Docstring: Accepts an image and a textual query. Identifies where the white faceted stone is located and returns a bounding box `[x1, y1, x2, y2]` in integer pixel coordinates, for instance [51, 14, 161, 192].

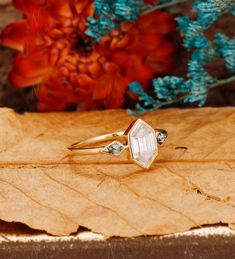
[128, 120, 158, 168]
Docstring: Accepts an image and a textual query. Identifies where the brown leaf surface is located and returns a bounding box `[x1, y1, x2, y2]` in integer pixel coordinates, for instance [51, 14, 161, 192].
[0, 107, 234, 237]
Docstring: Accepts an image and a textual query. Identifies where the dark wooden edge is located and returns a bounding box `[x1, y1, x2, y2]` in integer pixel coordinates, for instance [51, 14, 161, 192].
[0, 234, 235, 259]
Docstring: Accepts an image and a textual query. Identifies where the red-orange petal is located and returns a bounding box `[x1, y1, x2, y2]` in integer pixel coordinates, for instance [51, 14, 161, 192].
[92, 75, 112, 100]
[148, 41, 174, 61]
[111, 51, 129, 66]
[10, 53, 52, 87]
[77, 73, 96, 87]
[0, 20, 28, 51]
[110, 34, 130, 49]
[37, 86, 69, 111]
[136, 10, 176, 35]
[88, 62, 104, 79]
[152, 12, 177, 34]
[125, 55, 153, 84]
[13, 0, 46, 14]
[104, 62, 119, 74]
[104, 77, 129, 108]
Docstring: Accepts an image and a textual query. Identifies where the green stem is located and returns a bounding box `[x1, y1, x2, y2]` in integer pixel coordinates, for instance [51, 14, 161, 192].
[152, 75, 235, 110]
[142, 0, 187, 16]
[208, 75, 235, 89]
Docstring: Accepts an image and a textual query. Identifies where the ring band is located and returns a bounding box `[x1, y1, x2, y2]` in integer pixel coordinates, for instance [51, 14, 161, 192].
[68, 119, 167, 169]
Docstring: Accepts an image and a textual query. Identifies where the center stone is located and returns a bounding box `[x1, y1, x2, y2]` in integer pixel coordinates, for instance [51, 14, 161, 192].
[128, 119, 158, 168]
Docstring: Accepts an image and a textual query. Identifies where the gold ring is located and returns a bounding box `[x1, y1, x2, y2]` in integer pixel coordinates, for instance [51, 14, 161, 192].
[68, 119, 167, 169]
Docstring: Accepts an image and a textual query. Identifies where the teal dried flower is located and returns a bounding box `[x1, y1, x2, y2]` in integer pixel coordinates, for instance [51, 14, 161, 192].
[86, 0, 150, 42]
[129, 0, 235, 113]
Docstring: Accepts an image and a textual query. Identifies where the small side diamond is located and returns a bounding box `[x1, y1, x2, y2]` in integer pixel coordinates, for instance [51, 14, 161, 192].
[157, 130, 168, 145]
[103, 141, 125, 156]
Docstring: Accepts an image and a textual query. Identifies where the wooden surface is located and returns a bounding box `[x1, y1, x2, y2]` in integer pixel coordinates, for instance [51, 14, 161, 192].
[0, 226, 235, 259]
[0, 107, 234, 237]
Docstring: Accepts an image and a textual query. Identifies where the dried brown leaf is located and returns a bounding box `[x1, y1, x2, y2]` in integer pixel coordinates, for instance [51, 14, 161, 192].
[0, 108, 234, 237]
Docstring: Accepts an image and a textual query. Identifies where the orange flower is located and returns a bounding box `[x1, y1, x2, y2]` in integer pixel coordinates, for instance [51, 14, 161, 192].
[1, 0, 176, 111]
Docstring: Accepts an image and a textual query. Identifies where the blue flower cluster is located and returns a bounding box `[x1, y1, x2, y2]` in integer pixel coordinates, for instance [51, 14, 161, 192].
[215, 34, 235, 71]
[87, 0, 235, 113]
[129, 0, 235, 113]
[86, 0, 150, 42]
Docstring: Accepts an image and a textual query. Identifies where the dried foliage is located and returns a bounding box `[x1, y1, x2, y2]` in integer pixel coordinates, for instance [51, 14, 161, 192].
[0, 107, 234, 237]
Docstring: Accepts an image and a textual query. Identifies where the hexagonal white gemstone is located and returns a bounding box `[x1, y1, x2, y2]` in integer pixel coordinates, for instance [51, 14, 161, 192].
[129, 120, 158, 168]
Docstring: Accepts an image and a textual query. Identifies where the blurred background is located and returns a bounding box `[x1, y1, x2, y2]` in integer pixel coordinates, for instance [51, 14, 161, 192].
[0, 0, 234, 112]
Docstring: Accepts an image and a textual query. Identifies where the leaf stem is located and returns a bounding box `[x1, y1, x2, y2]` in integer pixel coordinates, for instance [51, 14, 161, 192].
[142, 0, 187, 16]
[151, 75, 235, 110]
